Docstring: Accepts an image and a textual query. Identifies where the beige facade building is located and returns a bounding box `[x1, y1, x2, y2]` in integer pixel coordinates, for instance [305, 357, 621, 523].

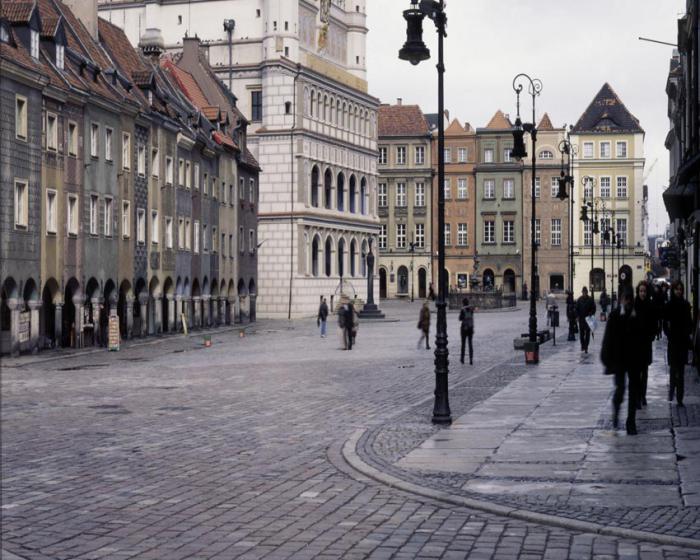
[377, 102, 432, 300]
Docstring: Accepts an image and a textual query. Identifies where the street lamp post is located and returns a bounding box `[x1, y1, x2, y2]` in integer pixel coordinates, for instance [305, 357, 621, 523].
[409, 240, 417, 302]
[510, 73, 543, 364]
[581, 176, 598, 300]
[399, 0, 451, 424]
[557, 135, 576, 341]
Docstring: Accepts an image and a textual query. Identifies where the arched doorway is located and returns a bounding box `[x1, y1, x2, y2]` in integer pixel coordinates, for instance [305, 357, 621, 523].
[619, 265, 633, 289]
[210, 279, 219, 326]
[483, 269, 495, 291]
[202, 276, 210, 328]
[63, 278, 80, 347]
[103, 279, 116, 345]
[237, 279, 248, 322]
[418, 268, 427, 299]
[1, 277, 18, 354]
[227, 279, 235, 324]
[503, 269, 516, 294]
[311, 165, 319, 207]
[590, 268, 605, 292]
[248, 279, 257, 322]
[337, 172, 345, 211]
[191, 278, 201, 329]
[397, 265, 409, 295]
[324, 168, 332, 209]
[379, 267, 387, 299]
[134, 278, 147, 337]
[118, 280, 132, 339]
[162, 277, 173, 333]
[148, 276, 160, 334]
[41, 278, 60, 348]
[84, 277, 100, 346]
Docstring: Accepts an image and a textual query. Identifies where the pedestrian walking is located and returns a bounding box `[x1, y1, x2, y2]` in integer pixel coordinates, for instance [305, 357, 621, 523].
[428, 283, 436, 301]
[575, 286, 596, 353]
[317, 297, 329, 338]
[652, 284, 666, 340]
[565, 290, 577, 336]
[546, 292, 556, 326]
[417, 301, 431, 350]
[634, 281, 657, 408]
[349, 300, 359, 347]
[458, 298, 475, 364]
[663, 281, 693, 407]
[599, 289, 611, 321]
[337, 299, 349, 350]
[601, 286, 643, 435]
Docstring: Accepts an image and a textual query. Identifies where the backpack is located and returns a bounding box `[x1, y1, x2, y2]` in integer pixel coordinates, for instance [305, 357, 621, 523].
[460, 307, 474, 331]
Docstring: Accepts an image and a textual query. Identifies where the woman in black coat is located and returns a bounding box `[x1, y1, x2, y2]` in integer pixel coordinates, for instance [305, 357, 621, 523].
[664, 281, 693, 406]
[601, 286, 644, 435]
[634, 281, 657, 408]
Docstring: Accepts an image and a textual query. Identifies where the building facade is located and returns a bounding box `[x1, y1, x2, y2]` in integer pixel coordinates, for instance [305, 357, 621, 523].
[571, 83, 647, 297]
[98, 0, 381, 318]
[376, 102, 432, 300]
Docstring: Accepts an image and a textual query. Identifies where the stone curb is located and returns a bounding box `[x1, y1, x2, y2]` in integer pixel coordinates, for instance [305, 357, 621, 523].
[341, 428, 700, 550]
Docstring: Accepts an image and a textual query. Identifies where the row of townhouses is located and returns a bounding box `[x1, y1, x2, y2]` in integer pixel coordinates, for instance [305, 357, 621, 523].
[0, 0, 259, 356]
[377, 84, 649, 301]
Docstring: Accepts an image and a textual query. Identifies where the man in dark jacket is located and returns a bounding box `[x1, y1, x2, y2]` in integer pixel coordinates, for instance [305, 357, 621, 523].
[634, 282, 656, 408]
[664, 281, 693, 406]
[317, 297, 329, 338]
[575, 287, 596, 353]
[601, 286, 643, 434]
[458, 298, 475, 364]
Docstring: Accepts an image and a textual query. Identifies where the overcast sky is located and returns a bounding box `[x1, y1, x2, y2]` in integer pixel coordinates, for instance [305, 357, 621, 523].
[366, 0, 685, 235]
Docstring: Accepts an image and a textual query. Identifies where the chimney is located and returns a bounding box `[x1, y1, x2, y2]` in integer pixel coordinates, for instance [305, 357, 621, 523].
[62, 0, 98, 40]
[182, 36, 201, 65]
[396, 97, 402, 106]
[139, 28, 165, 61]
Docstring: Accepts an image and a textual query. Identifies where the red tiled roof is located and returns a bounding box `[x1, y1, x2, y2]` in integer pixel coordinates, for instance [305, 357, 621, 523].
[212, 130, 237, 149]
[202, 105, 221, 121]
[378, 104, 429, 137]
[1, 1, 35, 23]
[537, 113, 555, 130]
[241, 147, 261, 171]
[484, 110, 512, 130]
[161, 58, 209, 110]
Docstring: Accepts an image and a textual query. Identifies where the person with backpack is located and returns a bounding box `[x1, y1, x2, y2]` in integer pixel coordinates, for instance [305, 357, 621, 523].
[458, 298, 475, 365]
[575, 286, 596, 353]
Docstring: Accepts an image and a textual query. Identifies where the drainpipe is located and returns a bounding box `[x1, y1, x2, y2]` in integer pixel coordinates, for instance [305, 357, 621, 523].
[288, 63, 301, 320]
[223, 19, 236, 92]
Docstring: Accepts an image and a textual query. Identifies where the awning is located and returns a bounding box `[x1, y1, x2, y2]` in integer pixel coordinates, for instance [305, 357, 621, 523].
[663, 180, 695, 220]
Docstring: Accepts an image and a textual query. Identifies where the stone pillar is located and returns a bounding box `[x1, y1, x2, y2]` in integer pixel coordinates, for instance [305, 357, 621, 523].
[202, 295, 210, 327]
[229, 297, 237, 324]
[174, 296, 183, 331]
[183, 297, 192, 329]
[54, 300, 63, 347]
[8, 298, 21, 357]
[249, 295, 257, 322]
[211, 296, 218, 326]
[219, 297, 227, 325]
[192, 296, 201, 328]
[138, 293, 148, 337]
[125, 296, 134, 339]
[72, 294, 85, 348]
[28, 300, 41, 352]
[154, 296, 163, 334]
[91, 297, 102, 347]
[168, 295, 176, 332]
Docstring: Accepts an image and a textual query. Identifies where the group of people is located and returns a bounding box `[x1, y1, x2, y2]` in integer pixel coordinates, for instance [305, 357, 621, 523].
[316, 296, 359, 350]
[416, 298, 475, 365]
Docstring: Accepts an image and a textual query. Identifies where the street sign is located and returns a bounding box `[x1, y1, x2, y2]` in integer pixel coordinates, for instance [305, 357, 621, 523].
[18, 312, 30, 343]
[108, 312, 120, 351]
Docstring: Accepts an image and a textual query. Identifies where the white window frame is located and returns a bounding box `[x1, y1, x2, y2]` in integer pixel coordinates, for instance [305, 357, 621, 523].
[539, 150, 554, 160]
[583, 177, 594, 199]
[457, 223, 467, 246]
[378, 224, 387, 249]
[137, 145, 146, 176]
[194, 163, 200, 190]
[122, 200, 131, 239]
[396, 223, 406, 249]
[600, 176, 611, 198]
[178, 159, 185, 186]
[550, 176, 559, 198]
[503, 178, 514, 199]
[415, 223, 425, 248]
[202, 223, 208, 252]
[104, 197, 113, 237]
[67, 194, 79, 236]
[89, 194, 99, 235]
[396, 146, 406, 165]
[616, 141, 628, 158]
[194, 220, 200, 253]
[444, 148, 451, 163]
[484, 179, 495, 199]
[583, 220, 592, 246]
[151, 148, 160, 178]
[378, 146, 387, 165]
[14, 179, 29, 228]
[457, 178, 468, 199]
[30, 29, 39, 59]
[616, 218, 627, 246]
[90, 123, 99, 158]
[15, 95, 27, 140]
[415, 182, 425, 207]
[551, 218, 561, 246]
[484, 148, 494, 163]
[56, 44, 64, 69]
[151, 210, 159, 245]
[503, 148, 512, 163]
[415, 146, 425, 165]
[165, 217, 173, 249]
[443, 223, 451, 246]
[185, 161, 191, 189]
[396, 183, 407, 207]
[484, 220, 495, 244]
[503, 220, 514, 244]
[68, 121, 77, 156]
[600, 141, 611, 158]
[121, 132, 130, 170]
[248, 229, 255, 253]
[534, 219, 541, 246]
[249, 178, 255, 203]
[137, 208, 146, 244]
[105, 127, 113, 161]
[378, 183, 387, 207]
[583, 142, 594, 158]
[443, 178, 451, 199]
[534, 177, 541, 198]
[46, 189, 57, 234]
[166, 156, 174, 185]
[616, 176, 628, 198]
[46, 112, 58, 151]
[458, 147, 467, 163]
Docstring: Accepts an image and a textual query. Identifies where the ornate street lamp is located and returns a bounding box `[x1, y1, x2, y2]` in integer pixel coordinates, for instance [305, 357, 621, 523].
[399, 0, 451, 424]
[557, 134, 576, 341]
[580, 176, 598, 299]
[409, 240, 417, 302]
[510, 73, 542, 364]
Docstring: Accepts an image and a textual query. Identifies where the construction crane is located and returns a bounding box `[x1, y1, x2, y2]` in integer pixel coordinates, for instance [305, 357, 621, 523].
[643, 157, 658, 183]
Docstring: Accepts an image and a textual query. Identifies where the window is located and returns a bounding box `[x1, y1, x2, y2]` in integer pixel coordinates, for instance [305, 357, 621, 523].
[212, 226, 217, 253]
[202, 224, 208, 252]
[379, 224, 387, 249]
[616, 141, 627, 158]
[458, 178, 467, 199]
[229, 234, 234, 257]
[239, 226, 244, 252]
[165, 217, 173, 249]
[46, 113, 58, 151]
[221, 232, 226, 257]
[105, 128, 113, 161]
[551, 218, 561, 246]
[151, 210, 159, 244]
[152, 148, 159, 177]
[122, 201, 130, 238]
[137, 209, 146, 244]
[185, 220, 192, 250]
[15, 96, 27, 139]
[550, 176, 559, 198]
[534, 177, 541, 198]
[457, 223, 468, 246]
[415, 223, 425, 248]
[378, 183, 387, 207]
[600, 176, 611, 198]
[122, 133, 130, 169]
[503, 148, 512, 163]
[503, 220, 514, 243]
[104, 198, 113, 237]
[30, 29, 39, 59]
[90, 123, 99, 157]
[185, 161, 191, 190]
[396, 223, 406, 248]
[165, 156, 173, 185]
[415, 182, 425, 207]
[239, 177, 245, 200]
[616, 218, 627, 246]
[178, 218, 185, 249]
[616, 176, 628, 198]
[484, 220, 495, 243]
[378, 147, 387, 165]
[415, 146, 425, 165]
[249, 179, 255, 203]
[0, 24, 8, 43]
[67, 194, 78, 236]
[203, 173, 208, 195]
[56, 44, 64, 69]
[396, 183, 407, 207]
[46, 190, 57, 233]
[484, 179, 495, 199]
[137, 144, 146, 177]
[503, 178, 514, 199]
[458, 147, 467, 163]
[251, 90, 263, 121]
[444, 148, 451, 163]
[444, 223, 451, 246]
[396, 146, 406, 165]
[600, 218, 611, 245]
[583, 177, 594, 199]
[89, 194, 98, 235]
[14, 180, 29, 228]
[443, 178, 451, 199]
[600, 141, 610, 158]
[583, 142, 594, 158]
[532, 219, 541, 246]
[194, 220, 200, 253]
[249, 229, 255, 252]
[583, 220, 592, 246]
[178, 159, 184, 186]
[229, 184, 234, 204]
[68, 122, 77, 156]
[539, 150, 554, 160]
[194, 163, 200, 190]
[484, 148, 494, 163]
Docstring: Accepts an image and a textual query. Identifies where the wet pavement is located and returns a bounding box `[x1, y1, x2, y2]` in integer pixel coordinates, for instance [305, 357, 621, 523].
[2, 301, 699, 559]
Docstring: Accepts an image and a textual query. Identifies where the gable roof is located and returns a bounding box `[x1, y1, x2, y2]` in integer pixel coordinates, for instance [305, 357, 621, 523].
[484, 109, 512, 130]
[537, 113, 555, 131]
[161, 57, 211, 113]
[1, 2, 35, 24]
[572, 83, 644, 134]
[378, 104, 429, 137]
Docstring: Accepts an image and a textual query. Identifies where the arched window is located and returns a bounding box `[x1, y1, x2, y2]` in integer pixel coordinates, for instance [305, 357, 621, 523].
[337, 172, 345, 211]
[317, 92, 322, 120]
[330, 98, 335, 124]
[324, 237, 332, 277]
[324, 168, 332, 209]
[310, 90, 316, 118]
[311, 165, 320, 207]
[349, 175, 356, 213]
[350, 240, 357, 277]
[336, 100, 342, 125]
[324, 95, 329, 122]
[359, 177, 367, 214]
[539, 150, 554, 159]
[312, 235, 320, 276]
[337, 238, 345, 277]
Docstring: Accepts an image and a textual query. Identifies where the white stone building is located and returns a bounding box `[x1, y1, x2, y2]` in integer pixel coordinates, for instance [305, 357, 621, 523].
[99, 0, 381, 317]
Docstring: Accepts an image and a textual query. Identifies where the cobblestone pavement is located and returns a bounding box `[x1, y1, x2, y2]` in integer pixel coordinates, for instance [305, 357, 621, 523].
[2, 301, 699, 559]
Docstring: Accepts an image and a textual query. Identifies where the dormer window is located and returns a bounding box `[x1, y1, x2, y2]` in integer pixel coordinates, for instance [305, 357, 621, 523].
[30, 29, 39, 59]
[56, 45, 64, 69]
[0, 24, 9, 43]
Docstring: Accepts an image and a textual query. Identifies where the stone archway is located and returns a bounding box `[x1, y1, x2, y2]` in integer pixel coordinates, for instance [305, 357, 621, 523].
[63, 278, 81, 348]
[379, 267, 388, 300]
[503, 269, 516, 295]
[41, 278, 60, 349]
[418, 268, 427, 299]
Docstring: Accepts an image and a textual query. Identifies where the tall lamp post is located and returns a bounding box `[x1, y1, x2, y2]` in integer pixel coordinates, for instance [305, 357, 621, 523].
[580, 176, 598, 299]
[556, 135, 576, 341]
[510, 73, 543, 364]
[399, 0, 451, 424]
[409, 240, 417, 302]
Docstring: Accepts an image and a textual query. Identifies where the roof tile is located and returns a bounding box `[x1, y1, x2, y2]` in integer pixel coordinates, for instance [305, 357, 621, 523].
[378, 104, 429, 137]
[572, 83, 644, 134]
